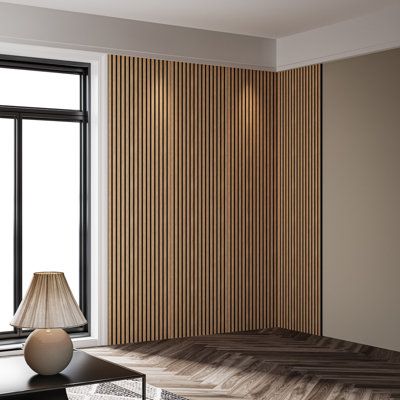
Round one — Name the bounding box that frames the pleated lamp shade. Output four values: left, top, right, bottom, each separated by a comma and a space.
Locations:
10, 272, 87, 329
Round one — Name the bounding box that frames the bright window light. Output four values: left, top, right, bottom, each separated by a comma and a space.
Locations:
22, 120, 81, 302
0, 68, 80, 110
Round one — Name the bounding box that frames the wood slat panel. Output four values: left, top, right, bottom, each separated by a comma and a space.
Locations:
108, 55, 321, 344
273, 65, 322, 334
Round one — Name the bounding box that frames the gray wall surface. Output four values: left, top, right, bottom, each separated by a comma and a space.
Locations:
323, 48, 400, 351
0, 2, 275, 70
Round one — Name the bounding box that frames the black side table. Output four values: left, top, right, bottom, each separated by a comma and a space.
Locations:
0, 350, 146, 400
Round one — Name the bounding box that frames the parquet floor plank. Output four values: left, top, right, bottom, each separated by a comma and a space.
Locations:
86, 328, 400, 399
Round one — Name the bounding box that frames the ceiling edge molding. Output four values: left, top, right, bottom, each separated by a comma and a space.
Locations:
0, 35, 276, 72
276, 40, 400, 72
276, 4, 400, 71
0, 2, 276, 71
1, 2, 399, 72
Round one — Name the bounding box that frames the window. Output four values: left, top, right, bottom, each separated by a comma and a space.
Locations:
0, 55, 90, 342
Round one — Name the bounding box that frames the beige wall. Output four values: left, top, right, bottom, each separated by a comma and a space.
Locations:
323, 48, 400, 351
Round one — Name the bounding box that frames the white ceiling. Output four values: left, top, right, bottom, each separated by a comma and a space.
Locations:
2, 0, 397, 38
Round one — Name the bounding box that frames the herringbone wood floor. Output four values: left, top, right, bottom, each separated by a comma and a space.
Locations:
85, 329, 400, 400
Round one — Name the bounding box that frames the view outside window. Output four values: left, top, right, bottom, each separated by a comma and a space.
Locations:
22, 120, 80, 301
0, 68, 80, 109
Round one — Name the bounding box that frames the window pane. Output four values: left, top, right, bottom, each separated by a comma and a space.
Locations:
0, 118, 15, 332
0, 68, 80, 110
22, 120, 80, 303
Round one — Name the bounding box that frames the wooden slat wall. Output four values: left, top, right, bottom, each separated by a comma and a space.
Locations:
108, 55, 321, 345
272, 66, 322, 335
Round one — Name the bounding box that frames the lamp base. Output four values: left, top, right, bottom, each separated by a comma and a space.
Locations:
24, 329, 73, 375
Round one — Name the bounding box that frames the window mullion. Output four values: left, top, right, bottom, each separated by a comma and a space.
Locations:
13, 115, 23, 335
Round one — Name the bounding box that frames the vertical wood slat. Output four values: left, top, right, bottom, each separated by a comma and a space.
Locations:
273, 66, 322, 335
108, 55, 321, 345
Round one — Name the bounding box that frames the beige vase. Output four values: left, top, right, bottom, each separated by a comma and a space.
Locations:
24, 328, 73, 375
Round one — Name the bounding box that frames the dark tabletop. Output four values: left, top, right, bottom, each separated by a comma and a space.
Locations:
0, 350, 144, 397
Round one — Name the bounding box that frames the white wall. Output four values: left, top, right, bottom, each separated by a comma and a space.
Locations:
323, 48, 400, 352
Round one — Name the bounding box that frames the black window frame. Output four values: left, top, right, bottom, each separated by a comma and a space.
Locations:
0, 55, 91, 344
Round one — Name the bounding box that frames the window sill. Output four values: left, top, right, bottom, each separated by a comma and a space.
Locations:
0, 343, 23, 354
0, 335, 101, 356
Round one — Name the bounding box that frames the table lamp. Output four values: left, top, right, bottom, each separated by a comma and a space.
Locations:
10, 272, 87, 375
